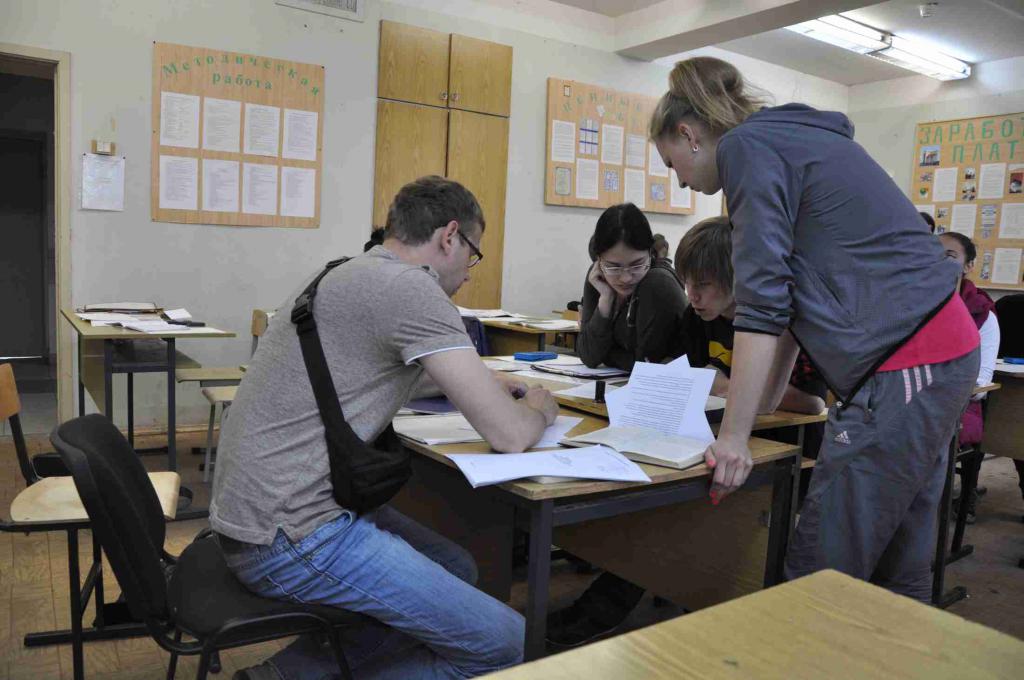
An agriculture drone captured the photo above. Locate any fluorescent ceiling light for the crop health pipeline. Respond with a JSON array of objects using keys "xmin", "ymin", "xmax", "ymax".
[
  {"xmin": 867, "ymin": 35, "xmax": 971, "ymax": 81},
  {"xmin": 785, "ymin": 16, "xmax": 887, "ymax": 54},
  {"xmin": 785, "ymin": 15, "xmax": 971, "ymax": 81}
]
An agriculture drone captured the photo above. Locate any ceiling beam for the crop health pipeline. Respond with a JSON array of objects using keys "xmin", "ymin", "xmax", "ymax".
[{"xmin": 614, "ymin": 0, "xmax": 884, "ymax": 61}]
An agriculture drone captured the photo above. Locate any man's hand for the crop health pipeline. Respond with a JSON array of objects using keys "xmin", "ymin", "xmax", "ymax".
[
  {"xmin": 492, "ymin": 370, "xmax": 529, "ymax": 398},
  {"xmin": 703, "ymin": 434, "xmax": 753, "ymax": 504},
  {"xmin": 523, "ymin": 387, "xmax": 558, "ymax": 426}
]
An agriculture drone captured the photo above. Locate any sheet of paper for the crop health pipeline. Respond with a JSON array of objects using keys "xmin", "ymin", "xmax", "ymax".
[
  {"xmin": 511, "ymin": 370, "xmax": 580, "ymax": 385},
  {"xmin": 999, "ymin": 203, "xmax": 1024, "ymax": 240},
  {"xmin": 81, "ymin": 153, "xmax": 125, "ymax": 211},
  {"xmin": 978, "ymin": 163, "xmax": 1006, "ymax": 200},
  {"xmin": 932, "ymin": 167, "xmax": 957, "ymax": 203},
  {"xmin": 483, "ymin": 359, "xmax": 531, "ymax": 372},
  {"xmin": 648, "ymin": 143, "xmax": 669, "ymax": 177},
  {"xmin": 600, "ymin": 124, "xmax": 623, "ymax": 165},
  {"xmin": 202, "ymin": 97, "xmax": 241, "ymax": 152},
  {"xmin": 551, "ymin": 120, "xmax": 576, "ymax": 163},
  {"xmin": 242, "ymin": 162, "xmax": 278, "ymax": 215},
  {"xmin": 536, "ymin": 356, "xmax": 584, "ymax": 367},
  {"xmin": 77, "ymin": 312, "xmax": 146, "ymax": 323},
  {"xmin": 555, "ymin": 381, "xmax": 621, "ymax": 399},
  {"xmin": 456, "ymin": 307, "xmax": 519, "ymax": 318},
  {"xmin": 605, "ymin": 360, "xmax": 715, "ymax": 442},
  {"xmin": 282, "ymin": 108, "xmax": 318, "ymax": 161},
  {"xmin": 160, "ymin": 91, "xmax": 199, "ymax": 148},
  {"xmin": 393, "ymin": 414, "xmax": 482, "ymax": 445},
  {"xmin": 624, "ymin": 168, "xmax": 645, "ymax": 209},
  {"xmin": 625, "ymin": 134, "xmax": 646, "ymax": 169},
  {"xmin": 670, "ymin": 170, "xmax": 691, "ymax": 209},
  {"xmin": 576, "ymin": 159, "xmax": 599, "ymax": 200},
  {"xmin": 244, "ymin": 103, "xmax": 281, "ymax": 157},
  {"xmin": 950, "ymin": 203, "xmax": 977, "ymax": 237},
  {"xmin": 995, "ymin": 360, "xmax": 1024, "ymax": 375},
  {"xmin": 164, "ymin": 308, "xmax": 192, "ymax": 322},
  {"xmin": 159, "ymin": 155, "xmax": 198, "ymax": 210},
  {"xmin": 991, "ymin": 247, "xmax": 1022, "ymax": 286},
  {"xmin": 914, "ymin": 203, "xmax": 934, "ymax": 217},
  {"xmin": 202, "ymin": 159, "xmax": 239, "ymax": 213},
  {"xmin": 532, "ymin": 416, "xmax": 584, "ymax": 448},
  {"xmin": 446, "ymin": 445, "xmax": 650, "ymax": 488},
  {"xmin": 280, "ymin": 166, "xmax": 316, "ymax": 218}
]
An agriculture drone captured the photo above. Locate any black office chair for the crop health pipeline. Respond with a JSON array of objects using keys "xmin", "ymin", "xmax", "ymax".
[
  {"xmin": 51, "ymin": 414, "xmax": 366, "ymax": 680},
  {"xmin": 994, "ymin": 293, "xmax": 1024, "ymax": 359},
  {"xmin": 1, "ymin": 362, "xmax": 67, "ymax": 485}
]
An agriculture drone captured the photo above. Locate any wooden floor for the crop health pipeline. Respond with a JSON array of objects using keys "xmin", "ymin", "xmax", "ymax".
[{"xmin": 2, "ymin": 429, "xmax": 1022, "ymax": 679}]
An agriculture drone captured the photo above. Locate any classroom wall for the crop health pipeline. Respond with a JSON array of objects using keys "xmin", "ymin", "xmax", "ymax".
[{"xmin": 0, "ymin": 0, "xmax": 847, "ymax": 429}]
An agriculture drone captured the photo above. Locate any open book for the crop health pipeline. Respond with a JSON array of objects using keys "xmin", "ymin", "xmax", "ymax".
[{"xmin": 561, "ymin": 426, "xmax": 707, "ymax": 470}]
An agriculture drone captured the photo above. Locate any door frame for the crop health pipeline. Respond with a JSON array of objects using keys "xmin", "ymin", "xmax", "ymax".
[{"xmin": 0, "ymin": 43, "xmax": 72, "ymax": 421}]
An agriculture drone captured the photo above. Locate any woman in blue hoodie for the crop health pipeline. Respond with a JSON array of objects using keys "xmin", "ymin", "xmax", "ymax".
[{"xmin": 649, "ymin": 57, "xmax": 979, "ymax": 601}]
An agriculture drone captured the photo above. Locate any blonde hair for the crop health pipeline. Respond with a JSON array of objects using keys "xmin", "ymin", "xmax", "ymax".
[{"xmin": 649, "ymin": 57, "xmax": 766, "ymax": 140}]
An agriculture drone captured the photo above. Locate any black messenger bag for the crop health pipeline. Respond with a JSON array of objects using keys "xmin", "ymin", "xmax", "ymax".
[{"xmin": 291, "ymin": 257, "xmax": 411, "ymax": 513}]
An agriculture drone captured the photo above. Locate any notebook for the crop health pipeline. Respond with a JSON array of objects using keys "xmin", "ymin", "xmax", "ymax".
[{"xmin": 561, "ymin": 426, "xmax": 708, "ymax": 470}]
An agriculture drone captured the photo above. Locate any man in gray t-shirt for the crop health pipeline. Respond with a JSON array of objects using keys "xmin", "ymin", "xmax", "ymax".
[{"xmin": 214, "ymin": 177, "xmax": 557, "ymax": 680}]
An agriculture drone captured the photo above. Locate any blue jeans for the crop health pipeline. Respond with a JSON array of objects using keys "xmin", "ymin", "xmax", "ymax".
[{"xmin": 219, "ymin": 506, "xmax": 524, "ymax": 679}]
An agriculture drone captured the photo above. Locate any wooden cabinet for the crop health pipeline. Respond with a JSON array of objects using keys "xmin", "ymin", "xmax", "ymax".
[
  {"xmin": 377, "ymin": 21, "xmax": 451, "ymax": 108},
  {"xmin": 449, "ymin": 34, "xmax": 512, "ymax": 117},
  {"xmin": 449, "ymin": 110, "xmax": 509, "ymax": 309},
  {"xmin": 372, "ymin": 100, "xmax": 449, "ymax": 228},
  {"xmin": 374, "ymin": 20, "xmax": 512, "ymax": 309}
]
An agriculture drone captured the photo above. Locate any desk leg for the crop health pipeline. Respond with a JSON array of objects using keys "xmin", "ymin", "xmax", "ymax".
[
  {"xmin": 127, "ymin": 372, "xmax": 134, "ymax": 448},
  {"xmin": 67, "ymin": 529, "xmax": 84, "ymax": 680},
  {"xmin": 764, "ymin": 455, "xmax": 799, "ymax": 588},
  {"xmin": 932, "ymin": 433, "xmax": 965, "ymax": 607},
  {"xmin": 77, "ymin": 335, "xmax": 85, "ymax": 417},
  {"xmin": 524, "ymin": 500, "xmax": 553, "ymax": 661},
  {"xmin": 103, "ymin": 340, "xmax": 113, "ymax": 417},
  {"xmin": 536, "ymin": 335, "xmax": 544, "ymax": 351},
  {"xmin": 167, "ymin": 338, "xmax": 177, "ymax": 471},
  {"xmin": 92, "ymin": 533, "xmax": 105, "ymax": 628}
]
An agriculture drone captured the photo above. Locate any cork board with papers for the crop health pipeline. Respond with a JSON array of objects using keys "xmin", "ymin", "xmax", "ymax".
[
  {"xmin": 912, "ymin": 112, "xmax": 1024, "ymax": 290},
  {"xmin": 545, "ymin": 77, "xmax": 694, "ymax": 215},
  {"xmin": 151, "ymin": 42, "xmax": 324, "ymax": 228}
]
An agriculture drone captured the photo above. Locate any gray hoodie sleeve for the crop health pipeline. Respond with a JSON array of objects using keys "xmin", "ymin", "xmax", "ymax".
[{"xmin": 718, "ymin": 133, "xmax": 800, "ymax": 336}]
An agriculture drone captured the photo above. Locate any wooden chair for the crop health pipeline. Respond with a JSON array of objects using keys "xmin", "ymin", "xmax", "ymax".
[
  {"xmin": 199, "ymin": 386, "xmax": 237, "ymax": 483},
  {"xmin": 0, "ymin": 362, "xmax": 67, "ymax": 485}
]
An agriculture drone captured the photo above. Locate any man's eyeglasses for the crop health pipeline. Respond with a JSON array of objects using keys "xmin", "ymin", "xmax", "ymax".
[
  {"xmin": 457, "ymin": 229, "xmax": 484, "ymax": 268},
  {"xmin": 599, "ymin": 259, "xmax": 650, "ymax": 278}
]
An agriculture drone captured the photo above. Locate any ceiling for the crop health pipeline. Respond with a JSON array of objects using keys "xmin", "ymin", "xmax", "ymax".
[{"xmin": 549, "ymin": 0, "xmax": 1024, "ymax": 85}]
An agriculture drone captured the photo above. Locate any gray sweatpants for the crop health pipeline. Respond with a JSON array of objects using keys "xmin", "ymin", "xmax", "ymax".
[{"xmin": 785, "ymin": 348, "xmax": 979, "ymax": 602}]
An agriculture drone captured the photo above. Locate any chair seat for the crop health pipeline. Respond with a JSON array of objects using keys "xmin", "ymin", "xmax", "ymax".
[
  {"xmin": 169, "ymin": 537, "xmax": 368, "ymax": 642},
  {"xmin": 201, "ymin": 386, "xmax": 238, "ymax": 405},
  {"xmin": 175, "ymin": 367, "xmax": 245, "ymax": 383},
  {"xmin": 10, "ymin": 472, "xmax": 180, "ymax": 523}
]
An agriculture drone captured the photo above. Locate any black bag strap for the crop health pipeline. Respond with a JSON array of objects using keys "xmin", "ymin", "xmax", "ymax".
[{"xmin": 291, "ymin": 258, "xmax": 360, "ymax": 449}]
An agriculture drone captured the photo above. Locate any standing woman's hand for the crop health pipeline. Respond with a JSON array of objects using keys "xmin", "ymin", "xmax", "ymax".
[{"xmin": 588, "ymin": 264, "xmax": 616, "ymax": 318}]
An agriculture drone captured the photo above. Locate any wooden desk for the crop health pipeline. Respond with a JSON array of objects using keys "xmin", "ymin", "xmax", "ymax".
[
  {"xmin": 3, "ymin": 472, "xmax": 180, "ymax": 680},
  {"xmin": 393, "ymin": 409, "xmax": 801, "ymax": 660},
  {"xmin": 482, "ymin": 570, "xmax": 1024, "ymax": 679},
  {"xmin": 983, "ymin": 365, "xmax": 1024, "ymax": 462},
  {"xmin": 61, "ymin": 309, "xmax": 235, "ymax": 471},
  {"xmin": 481, "ymin": 318, "xmax": 579, "ymax": 355}
]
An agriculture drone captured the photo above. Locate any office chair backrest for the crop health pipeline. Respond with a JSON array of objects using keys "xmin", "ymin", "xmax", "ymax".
[
  {"xmin": 1, "ymin": 363, "xmax": 39, "ymax": 485},
  {"xmin": 994, "ymin": 293, "xmax": 1024, "ymax": 358},
  {"xmin": 51, "ymin": 414, "xmax": 171, "ymax": 622}
]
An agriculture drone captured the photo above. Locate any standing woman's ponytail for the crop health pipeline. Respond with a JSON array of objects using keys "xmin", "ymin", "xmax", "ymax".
[{"xmin": 649, "ymin": 57, "xmax": 766, "ymax": 140}]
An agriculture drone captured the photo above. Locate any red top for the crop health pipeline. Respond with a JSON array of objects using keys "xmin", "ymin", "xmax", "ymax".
[{"xmin": 878, "ymin": 293, "xmax": 979, "ymax": 372}]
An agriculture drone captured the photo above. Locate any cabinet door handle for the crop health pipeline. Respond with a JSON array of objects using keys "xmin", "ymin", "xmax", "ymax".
[
  {"xmin": 451, "ymin": 92, "xmax": 460, "ymax": 101},
  {"xmin": 440, "ymin": 91, "xmax": 448, "ymax": 101}
]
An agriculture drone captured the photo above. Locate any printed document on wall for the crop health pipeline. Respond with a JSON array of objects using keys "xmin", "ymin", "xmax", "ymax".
[
  {"xmin": 551, "ymin": 120, "xmax": 576, "ymax": 163},
  {"xmin": 244, "ymin": 103, "xmax": 281, "ymax": 157},
  {"xmin": 978, "ymin": 163, "xmax": 1006, "ymax": 200},
  {"xmin": 159, "ymin": 155, "xmax": 197, "ymax": 210},
  {"xmin": 81, "ymin": 153, "xmax": 125, "ymax": 211},
  {"xmin": 950, "ymin": 204, "xmax": 976, "ymax": 238},
  {"xmin": 991, "ymin": 248, "xmax": 1022, "ymax": 286},
  {"xmin": 576, "ymin": 159, "xmax": 599, "ymax": 200},
  {"xmin": 202, "ymin": 97, "xmax": 241, "ymax": 153},
  {"xmin": 670, "ymin": 170, "xmax": 691, "ymax": 209},
  {"xmin": 202, "ymin": 159, "xmax": 239, "ymax": 213},
  {"xmin": 280, "ymin": 166, "xmax": 316, "ymax": 218},
  {"xmin": 932, "ymin": 167, "xmax": 957, "ymax": 203},
  {"xmin": 282, "ymin": 109, "xmax": 318, "ymax": 161},
  {"xmin": 600, "ymin": 124, "xmax": 623, "ymax": 165},
  {"xmin": 242, "ymin": 162, "xmax": 278, "ymax": 215},
  {"xmin": 625, "ymin": 134, "xmax": 646, "ymax": 169},
  {"xmin": 624, "ymin": 169, "xmax": 645, "ymax": 209},
  {"xmin": 648, "ymin": 143, "xmax": 669, "ymax": 177},
  {"xmin": 1000, "ymin": 204, "xmax": 1024, "ymax": 240},
  {"xmin": 160, "ymin": 91, "xmax": 199, "ymax": 149}
]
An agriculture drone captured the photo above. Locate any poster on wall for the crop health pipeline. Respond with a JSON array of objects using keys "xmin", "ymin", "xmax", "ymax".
[
  {"xmin": 151, "ymin": 42, "xmax": 325, "ymax": 228},
  {"xmin": 912, "ymin": 112, "xmax": 1024, "ymax": 291}
]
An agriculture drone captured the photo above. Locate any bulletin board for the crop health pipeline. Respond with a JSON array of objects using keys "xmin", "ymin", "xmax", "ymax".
[
  {"xmin": 151, "ymin": 42, "xmax": 325, "ymax": 228},
  {"xmin": 545, "ymin": 77, "xmax": 694, "ymax": 216},
  {"xmin": 912, "ymin": 112, "xmax": 1024, "ymax": 290}
]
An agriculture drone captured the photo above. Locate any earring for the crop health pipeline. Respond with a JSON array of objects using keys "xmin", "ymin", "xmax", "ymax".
[{"xmin": 691, "ymin": 145, "xmax": 699, "ymax": 153}]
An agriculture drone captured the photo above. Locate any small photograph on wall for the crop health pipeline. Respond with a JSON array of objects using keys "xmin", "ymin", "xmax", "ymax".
[
  {"xmin": 964, "ymin": 167, "xmax": 977, "ymax": 180},
  {"xmin": 961, "ymin": 182, "xmax": 977, "ymax": 201},
  {"xmin": 1009, "ymin": 164, "xmax": 1023, "ymax": 194},
  {"xmin": 936, "ymin": 207, "xmax": 949, "ymax": 219},
  {"xmin": 920, "ymin": 145, "xmax": 941, "ymax": 166},
  {"xmin": 919, "ymin": 171, "xmax": 933, "ymax": 183},
  {"xmin": 918, "ymin": 186, "xmax": 929, "ymax": 199}
]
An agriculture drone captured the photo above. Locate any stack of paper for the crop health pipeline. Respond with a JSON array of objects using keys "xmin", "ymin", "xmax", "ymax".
[
  {"xmin": 83, "ymin": 302, "xmax": 159, "ymax": 313},
  {"xmin": 562, "ymin": 356, "xmax": 716, "ymax": 470},
  {"xmin": 446, "ymin": 445, "xmax": 650, "ymax": 488},
  {"xmin": 394, "ymin": 414, "xmax": 582, "ymax": 448},
  {"xmin": 456, "ymin": 307, "xmax": 522, "ymax": 319},
  {"xmin": 532, "ymin": 363, "xmax": 628, "ymax": 379},
  {"xmin": 509, "ymin": 319, "xmax": 579, "ymax": 331}
]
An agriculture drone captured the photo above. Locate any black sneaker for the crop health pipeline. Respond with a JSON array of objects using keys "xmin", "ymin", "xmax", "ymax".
[
  {"xmin": 545, "ymin": 601, "xmax": 623, "ymax": 648},
  {"xmin": 233, "ymin": 663, "xmax": 281, "ymax": 680}
]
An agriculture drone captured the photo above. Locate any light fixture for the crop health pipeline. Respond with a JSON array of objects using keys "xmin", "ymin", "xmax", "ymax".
[
  {"xmin": 784, "ymin": 14, "xmax": 971, "ymax": 81},
  {"xmin": 867, "ymin": 35, "xmax": 971, "ymax": 81},
  {"xmin": 784, "ymin": 15, "xmax": 888, "ymax": 54}
]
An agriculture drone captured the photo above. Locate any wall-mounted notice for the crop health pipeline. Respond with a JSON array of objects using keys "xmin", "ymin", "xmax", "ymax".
[
  {"xmin": 545, "ymin": 78, "xmax": 693, "ymax": 215},
  {"xmin": 152, "ymin": 42, "xmax": 324, "ymax": 228},
  {"xmin": 912, "ymin": 112, "xmax": 1024, "ymax": 290},
  {"xmin": 81, "ymin": 153, "xmax": 126, "ymax": 211}
]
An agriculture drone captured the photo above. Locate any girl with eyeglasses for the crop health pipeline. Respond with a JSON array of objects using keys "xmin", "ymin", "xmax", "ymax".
[{"xmin": 576, "ymin": 203, "xmax": 688, "ymax": 371}]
